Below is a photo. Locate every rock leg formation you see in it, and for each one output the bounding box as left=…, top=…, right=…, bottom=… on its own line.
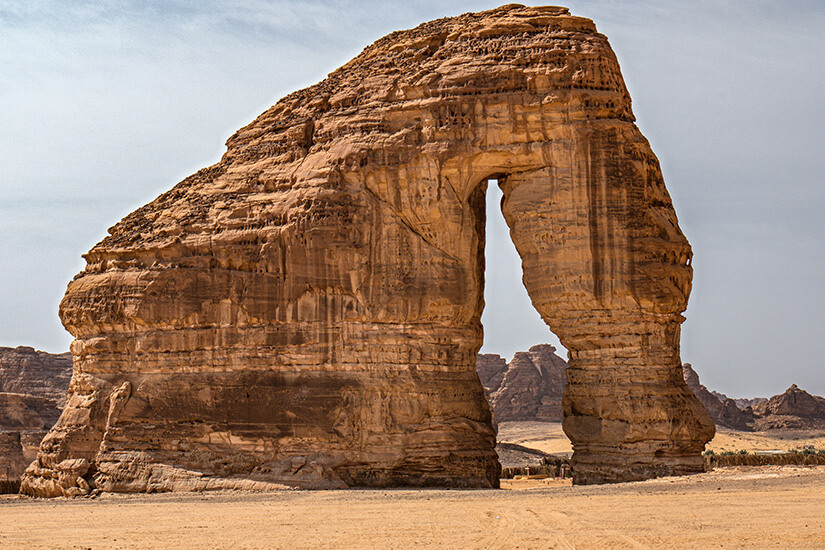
left=23, top=4, right=713, bottom=494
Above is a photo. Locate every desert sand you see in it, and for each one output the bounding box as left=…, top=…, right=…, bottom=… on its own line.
left=497, top=421, right=825, bottom=456
left=5, top=422, right=824, bottom=549
left=1, top=465, right=824, bottom=549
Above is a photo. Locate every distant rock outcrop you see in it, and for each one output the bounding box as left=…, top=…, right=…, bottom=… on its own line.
left=0, top=346, right=72, bottom=492
left=0, top=432, right=28, bottom=492
left=0, top=346, right=72, bottom=407
left=751, top=385, right=825, bottom=430
left=681, top=364, right=753, bottom=431
left=680, top=364, right=825, bottom=432
left=476, top=354, right=508, bottom=399
left=478, top=344, right=567, bottom=422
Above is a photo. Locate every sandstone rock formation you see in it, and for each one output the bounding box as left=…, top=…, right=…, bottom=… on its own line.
left=23, top=4, right=712, bottom=493
left=0, top=346, right=72, bottom=407
left=752, top=385, right=825, bottom=431
left=0, top=432, right=28, bottom=493
left=476, top=354, right=509, bottom=399
left=478, top=344, right=567, bottom=422
left=0, top=346, right=72, bottom=492
left=681, top=363, right=752, bottom=431
left=680, top=365, right=825, bottom=432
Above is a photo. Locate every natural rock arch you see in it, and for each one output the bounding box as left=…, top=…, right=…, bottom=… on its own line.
left=22, top=5, right=713, bottom=496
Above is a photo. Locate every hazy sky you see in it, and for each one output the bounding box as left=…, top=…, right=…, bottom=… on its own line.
left=2, top=1, right=823, bottom=397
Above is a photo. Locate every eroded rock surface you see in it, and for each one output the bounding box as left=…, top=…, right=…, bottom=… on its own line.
left=0, top=346, right=72, bottom=492
left=24, top=4, right=712, bottom=494
left=752, top=385, right=825, bottom=430
left=479, top=344, right=567, bottom=422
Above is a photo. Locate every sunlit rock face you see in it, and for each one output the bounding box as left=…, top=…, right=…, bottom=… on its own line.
left=22, top=4, right=713, bottom=495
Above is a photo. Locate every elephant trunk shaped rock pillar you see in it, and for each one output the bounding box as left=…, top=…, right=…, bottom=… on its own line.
left=500, top=125, right=715, bottom=484
left=562, top=319, right=712, bottom=483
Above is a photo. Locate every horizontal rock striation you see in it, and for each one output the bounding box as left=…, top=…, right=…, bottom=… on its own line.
left=24, top=4, right=711, bottom=494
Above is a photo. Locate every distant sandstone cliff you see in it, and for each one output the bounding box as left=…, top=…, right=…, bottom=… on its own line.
left=680, top=365, right=825, bottom=432
left=681, top=364, right=753, bottom=431
left=478, top=344, right=567, bottom=422
left=0, top=346, right=72, bottom=491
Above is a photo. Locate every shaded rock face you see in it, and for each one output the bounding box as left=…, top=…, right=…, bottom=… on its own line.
left=0, top=346, right=72, bottom=408
left=479, top=344, right=567, bottom=422
left=0, top=347, right=72, bottom=491
left=0, top=432, right=27, bottom=493
left=476, top=354, right=508, bottom=398
left=24, top=5, right=712, bottom=493
left=681, top=364, right=752, bottom=431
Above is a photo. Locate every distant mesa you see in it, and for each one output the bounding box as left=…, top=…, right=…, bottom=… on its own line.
left=0, top=346, right=72, bottom=493
left=751, top=384, right=825, bottom=430
left=681, top=363, right=825, bottom=432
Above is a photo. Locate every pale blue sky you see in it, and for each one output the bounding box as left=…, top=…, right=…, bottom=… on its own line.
left=2, top=1, right=824, bottom=397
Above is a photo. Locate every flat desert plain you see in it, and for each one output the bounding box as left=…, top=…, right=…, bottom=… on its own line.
left=3, top=422, right=824, bottom=549
left=496, top=421, right=825, bottom=456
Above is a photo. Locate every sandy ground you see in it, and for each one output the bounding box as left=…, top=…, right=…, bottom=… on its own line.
left=4, top=423, right=824, bottom=549
left=496, top=421, right=825, bottom=456
left=497, top=421, right=573, bottom=455
left=706, top=427, right=825, bottom=453
left=1, top=466, right=824, bottom=549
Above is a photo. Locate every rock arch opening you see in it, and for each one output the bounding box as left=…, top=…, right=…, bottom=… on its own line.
left=480, top=178, right=568, bottom=361
left=478, top=177, right=571, bottom=440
